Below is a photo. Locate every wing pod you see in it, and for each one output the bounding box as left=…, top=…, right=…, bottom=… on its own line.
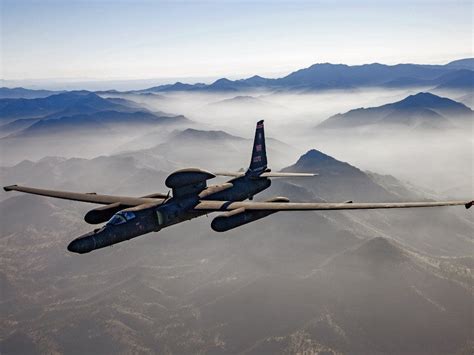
left=211, top=197, right=289, bottom=232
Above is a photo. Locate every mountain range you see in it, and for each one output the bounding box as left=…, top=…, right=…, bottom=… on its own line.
left=137, top=58, right=474, bottom=93
left=0, top=102, right=190, bottom=167
left=0, top=87, right=62, bottom=99
left=1, top=59, right=472, bottom=99
left=0, top=91, right=134, bottom=122
left=0, top=91, right=188, bottom=134
left=0, top=90, right=190, bottom=164
left=317, top=92, right=473, bottom=129
left=5, top=111, right=188, bottom=138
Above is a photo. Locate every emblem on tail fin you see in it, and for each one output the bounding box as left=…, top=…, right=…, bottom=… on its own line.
left=247, top=120, right=268, bottom=177
left=214, top=120, right=317, bottom=178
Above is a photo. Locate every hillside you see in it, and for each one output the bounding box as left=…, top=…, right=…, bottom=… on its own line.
left=434, top=69, right=474, bottom=90
left=0, top=91, right=131, bottom=122
left=0, top=95, right=189, bottom=164
left=0, top=87, right=60, bottom=99
left=282, top=149, right=395, bottom=201
left=317, top=92, right=473, bottom=129
left=6, top=111, right=188, bottom=138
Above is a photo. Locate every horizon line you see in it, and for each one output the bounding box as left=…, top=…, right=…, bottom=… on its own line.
left=2, top=56, right=472, bottom=84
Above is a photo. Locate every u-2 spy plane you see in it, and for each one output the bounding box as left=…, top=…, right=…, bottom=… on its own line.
left=4, top=120, right=473, bottom=254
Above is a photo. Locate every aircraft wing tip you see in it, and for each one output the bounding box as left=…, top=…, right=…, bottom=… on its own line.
left=3, top=184, right=18, bottom=192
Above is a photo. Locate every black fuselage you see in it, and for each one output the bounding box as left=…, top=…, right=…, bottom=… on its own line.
left=67, top=176, right=271, bottom=253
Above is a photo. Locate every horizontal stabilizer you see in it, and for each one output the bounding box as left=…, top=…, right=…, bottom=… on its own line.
left=260, top=172, right=318, bottom=178
left=213, top=172, right=317, bottom=178
left=213, top=171, right=245, bottom=177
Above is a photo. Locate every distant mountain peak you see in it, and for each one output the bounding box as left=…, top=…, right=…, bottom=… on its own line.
left=240, top=75, right=272, bottom=86
left=393, top=92, right=471, bottom=111
left=296, top=149, right=337, bottom=163
left=139, top=81, right=203, bottom=92
left=227, top=95, right=254, bottom=100
left=318, top=92, right=472, bottom=129
left=397, top=92, right=448, bottom=105
left=209, top=95, right=266, bottom=106
left=212, top=78, right=233, bottom=84
left=173, top=128, right=244, bottom=141
left=445, top=57, right=474, bottom=70
left=286, top=149, right=364, bottom=175
left=283, top=149, right=398, bottom=201
left=309, top=62, right=347, bottom=68
left=408, top=91, right=437, bottom=98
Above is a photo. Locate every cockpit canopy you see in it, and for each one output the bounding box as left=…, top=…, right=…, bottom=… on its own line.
left=107, top=211, right=136, bottom=225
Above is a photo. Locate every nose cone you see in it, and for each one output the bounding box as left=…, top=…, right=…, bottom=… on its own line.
left=67, top=232, right=96, bottom=254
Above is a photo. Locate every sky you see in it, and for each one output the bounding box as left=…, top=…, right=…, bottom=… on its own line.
left=1, top=0, right=473, bottom=82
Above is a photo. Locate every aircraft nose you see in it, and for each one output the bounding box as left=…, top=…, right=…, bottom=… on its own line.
left=67, top=239, right=82, bottom=253
left=67, top=232, right=96, bottom=254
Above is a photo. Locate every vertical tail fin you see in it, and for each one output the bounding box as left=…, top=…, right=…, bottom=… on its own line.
left=247, top=120, right=268, bottom=177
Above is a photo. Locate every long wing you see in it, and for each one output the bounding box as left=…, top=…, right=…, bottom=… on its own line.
left=260, top=172, right=318, bottom=178
left=195, top=199, right=474, bottom=211
left=213, top=171, right=317, bottom=178
left=3, top=185, right=164, bottom=206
